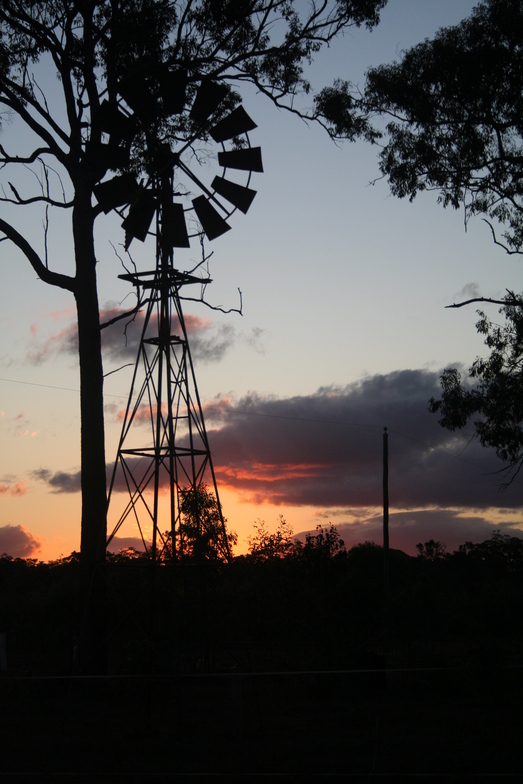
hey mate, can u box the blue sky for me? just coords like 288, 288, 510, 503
2, 0, 523, 560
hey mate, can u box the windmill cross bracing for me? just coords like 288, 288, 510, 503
101, 78, 262, 562
106, 178, 228, 562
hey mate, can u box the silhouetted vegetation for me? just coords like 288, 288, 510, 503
2, 527, 523, 676
162, 484, 238, 563
3, 527, 523, 775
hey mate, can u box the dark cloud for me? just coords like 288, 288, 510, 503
455, 282, 481, 300
205, 370, 523, 511
100, 309, 237, 364
32, 468, 81, 493
33, 460, 170, 495
243, 326, 266, 355
26, 323, 78, 363
33, 370, 523, 526
0, 524, 42, 558
191, 322, 237, 363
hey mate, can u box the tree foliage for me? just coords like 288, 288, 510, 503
4, 527, 523, 676
363, 0, 523, 253
298, 523, 346, 561
177, 484, 237, 562
247, 514, 296, 560
416, 539, 447, 562
246, 519, 346, 562
456, 529, 523, 572
430, 293, 523, 481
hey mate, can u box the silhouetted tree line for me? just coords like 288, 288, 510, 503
1, 526, 523, 675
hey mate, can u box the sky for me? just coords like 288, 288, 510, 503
2, 0, 523, 561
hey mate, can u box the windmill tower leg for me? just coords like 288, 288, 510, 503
107, 176, 229, 564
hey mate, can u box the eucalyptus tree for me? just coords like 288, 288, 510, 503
352, 0, 523, 485
0, 0, 386, 672
363, 0, 523, 254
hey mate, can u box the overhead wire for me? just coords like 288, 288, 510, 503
0, 374, 484, 470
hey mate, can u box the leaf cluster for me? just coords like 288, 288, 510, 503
247, 518, 347, 563
456, 530, 523, 574
415, 539, 447, 562
430, 292, 523, 480
246, 514, 297, 560
363, 0, 523, 252
171, 483, 237, 562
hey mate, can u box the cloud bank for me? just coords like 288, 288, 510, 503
32, 369, 523, 554
32, 468, 81, 493
0, 524, 42, 558
205, 369, 523, 510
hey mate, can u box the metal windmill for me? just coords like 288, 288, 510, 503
95, 76, 262, 562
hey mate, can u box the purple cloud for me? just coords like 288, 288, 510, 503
0, 524, 42, 558
206, 370, 523, 510
32, 468, 81, 493
33, 370, 523, 536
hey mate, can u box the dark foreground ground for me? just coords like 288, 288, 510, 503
2, 538, 523, 778
1, 664, 522, 778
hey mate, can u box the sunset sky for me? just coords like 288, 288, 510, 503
2, 0, 523, 561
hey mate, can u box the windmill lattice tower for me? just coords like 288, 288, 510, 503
106, 171, 229, 563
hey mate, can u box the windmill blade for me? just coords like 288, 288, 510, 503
218, 147, 263, 172
211, 176, 256, 214
210, 106, 257, 143
192, 196, 231, 240
122, 189, 157, 245
94, 174, 139, 213
163, 202, 190, 248
190, 80, 229, 123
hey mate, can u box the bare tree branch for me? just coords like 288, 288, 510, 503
103, 363, 135, 378
0, 189, 72, 208
0, 144, 56, 165
482, 219, 523, 256
99, 300, 151, 330
181, 287, 243, 316
0, 217, 74, 291
446, 297, 516, 309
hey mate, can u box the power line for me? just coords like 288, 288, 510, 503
0, 376, 127, 399
0, 375, 484, 470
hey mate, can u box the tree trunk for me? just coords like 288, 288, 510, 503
73, 190, 108, 675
